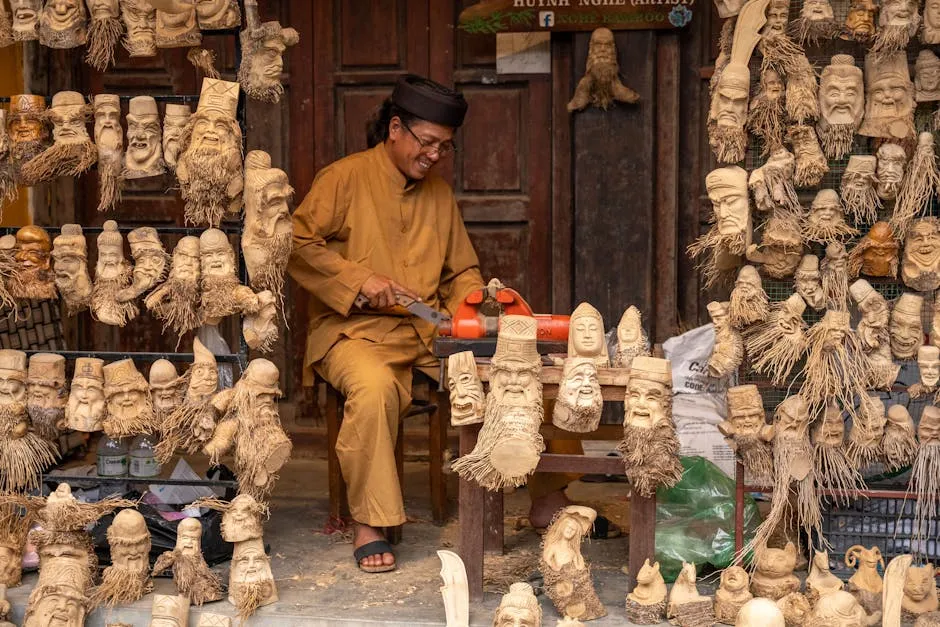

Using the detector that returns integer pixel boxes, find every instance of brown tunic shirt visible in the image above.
[288,144,484,381]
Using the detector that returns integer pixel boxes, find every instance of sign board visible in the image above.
[458,0,694,33]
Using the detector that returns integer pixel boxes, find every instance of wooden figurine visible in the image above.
[872,0,920,54]
[902,563,939,620]
[845,545,884,614]
[8,94,49,173]
[91,220,138,326]
[26,352,67,443]
[144,236,201,337]
[118,226,168,304]
[802,190,857,245]
[750,542,801,600]
[120,0,156,56]
[177,78,244,227]
[847,393,887,469]
[789,0,839,45]
[93,94,123,212]
[162,103,191,170]
[883,554,913,627]
[613,306,650,368]
[794,256,826,311]
[239,0,299,103]
[626,559,667,624]
[541,505,606,621]
[901,219,940,291]
[729,266,770,329]
[860,53,915,141]
[747,72,786,155]
[152,517,223,605]
[150,0,200,47]
[194,0,240,30]
[19,90,97,186]
[242,289,278,352]
[806,550,845,599]
[65,357,106,432]
[618,355,682,497]
[447,351,484,425]
[149,358,183,423]
[568,302,609,367]
[813,404,865,505]
[437,550,469,627]
[844,0,877,40]
[915,51,940,102]
[689,166,751,287]
[909,345,940,399]
[102,358,155,438]
[911,406,940,545]
[809,590,881,627]
[889,293,924,360]
[924,0,940,42]
[849,222,899,279]
[720,385,774,485]
[668,562,714,627]
[714,566,753,624]
[243,150,293,302]
[0,498,38,587]
[735,598,785,627]
[748,149,800,217]
[149,594,190,627]
[123,96,164,178]
[841,155,881,224]
[746,293,807,385]
[745,216,803,279]
[567,27,638,112]
[11,0,40,40]
[553,357,602,433]
[156,338,219,461]
[883,405,917,471]
[85,0,122,71]
[494,582,542,627]
[876,143,908,202]
[198,229,267,325]
[91,509,153,608]
[850,280,889,352]
[707,301,743,378]
[38,0,87,48]
[786,124,828,188]
[9,225,56,302]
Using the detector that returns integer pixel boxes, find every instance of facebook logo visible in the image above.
[538,11,555,27]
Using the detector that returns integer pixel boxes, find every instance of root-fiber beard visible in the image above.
[788,16,841,46]
[800,331,871,421]
[19,140,97,186]
[892,148,940,239]
[0,403,59,492]
[201,274,245,320]
[239,67,285,103]
[746,314,806,386]
[84,16,122,72]
[814,441,864,505]
[730,288,770,329]
[708,121,748,164]
[846,423,884,469]
[733,434,774,486]
[910,442,940,543]
[786,65,819,124]
[144,278,200,337]
[92,265,138,326]
[96,154,122,213]
[247,231,291,306]
[11,140,46,172]
[804,218,859,244]
[155,396,216,463]
[883,422,917,471]
[793,143,828,187]
[748,93,785,156]
[152,549,222,606]
[584,61,619,110]
[90,564,151,608]
[818,123,857,161]
[688,228,747,288]
[10,266,57,301]
[178,146,243,227]
[0,159,17,211]
[102,396,155,439]
[27,404,63,443]
[617,419,682,498]
[761,164,802,218]
[232,579,275,620]
[872,22,918,54]
[821,263,848,310]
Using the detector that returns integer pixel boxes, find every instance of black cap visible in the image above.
[391,74,468,128]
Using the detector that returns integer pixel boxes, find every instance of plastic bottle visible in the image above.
[97,435,128,477]
[129,433,162,478]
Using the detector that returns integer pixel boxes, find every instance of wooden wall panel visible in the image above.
[338,89,390,156]
[339,0,402,68]
[456,0,495,67]
[459,89,522,192]
[466,227,529,296]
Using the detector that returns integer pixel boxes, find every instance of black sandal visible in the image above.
[354,540,397,573]
[590,515,622,540]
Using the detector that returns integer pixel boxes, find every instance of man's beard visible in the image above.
[0,402,58,492]
[748,92,785,156]
[688,226,746,288]
[245,231,291,305]
[872,20,918,53]
[92,263,138,326]
[878,177,902,200]
[10,265,57,300]
[617,418,682,498]
[144,276,201,338]
[178,145,243,227]
[792,142,829,187]
[553,390,602,433]
[57,271,93,315]
[85,16,122,71]
[117,252,169,302]
[583,60,619,110]
[788,15,840,45]
[102,394,155,439]
[804,214,858,243]
[912,442,940,543]
[19,138,98,186]
[11,139,47,171]
[225,391,292,499]
[27,403,64,442]
[708,120,747,164]
[732,433,774,485]
[883,422,917,471]
[89,563,151,608]
[155,395,217,463]
[152,549,222,606]
[96,150,123,212]
[729,286,770,328]
[231,578,276,620]
[817,121,858,160]
[841,177,881,224]
[38,17,85,48]
[66,397,105,431]
[200,273,244,321]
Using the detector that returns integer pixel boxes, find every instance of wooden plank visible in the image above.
[551,33,574,315]
[628,492,657,589]
[539,424,622,440]
[654,33,679,343]
[478,364,631,386]
[459,423,486,602]
[535,454,624,474]
[525,75,553,312]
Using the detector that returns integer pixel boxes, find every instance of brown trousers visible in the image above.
[316,323,582,527]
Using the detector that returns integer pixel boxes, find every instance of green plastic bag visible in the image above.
[654,456,761,582]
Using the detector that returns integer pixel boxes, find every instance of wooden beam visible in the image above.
[653,33,679,343]
[551,34,574,315]
[459,424,485,602]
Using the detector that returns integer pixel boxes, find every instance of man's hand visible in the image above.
[359,274,421,310]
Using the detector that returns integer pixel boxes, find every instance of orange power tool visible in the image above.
[437,279,569,341]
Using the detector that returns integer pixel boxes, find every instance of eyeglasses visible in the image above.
[400,120,457,157]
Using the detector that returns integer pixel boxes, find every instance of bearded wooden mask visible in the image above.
[242,150,292,298]
[120,0,155,56]
[102,358,154,438]
[92,220,138,327]
[65,357,105,431]
[817,55,864,160]
[12,225,56,301]
[220,494,265,543]
[195,0,239,30]
[11,0,41,40]
[38,0,87,48]
[120,226,168,302]
[795,255,826,310]
[446,350,483,427]
[150,0,199,47]
[494,583,541,627]
[877,142,908,201]
[925,0,940,42]
[707,166,750,239]
[915,50,940,102]
[124,96,164,178]
[93,93,122,161]
[52,224,92,315]
[761,0,789,35]
[26,352,67,441]
[162,103,190,170]
[239,0,299,103]
[902,218,940,291]
[890,293,924,359]
[875,0,920,52]
[148,359,181,416]
[7,95,49,165]
[860,53,915,140]
[228,537,277,618]
[552,357,602,434]
[18,90,97,187]
[845,0,877,39]
[841,154,880,224]
[84,0,121,71]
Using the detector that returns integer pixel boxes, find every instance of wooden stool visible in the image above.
[323,371,449,544]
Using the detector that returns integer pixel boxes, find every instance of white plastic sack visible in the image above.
[663,323,733,395]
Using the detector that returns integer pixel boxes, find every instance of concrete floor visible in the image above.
[5,458,652,625]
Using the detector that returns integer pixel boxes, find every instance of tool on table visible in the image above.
[354,292,452,327]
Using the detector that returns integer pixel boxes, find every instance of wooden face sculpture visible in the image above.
[194,0,240,29]
[889,293,924,359]
[38,0,87,48]
[65,357,105,432]
[12,225,56,300]
[860,53,915,140]
[239,2,299,103]
[915,50,940,101]
[925,0,940,42]
[242,150,292,298]
[493,583,541,627]
[162,103,190,170]
[121,0,155,56]
[446,351,484,427]
[11,0,41,39]
[553,357,603,433]
[124,96,164,178]
[817,55,864,159]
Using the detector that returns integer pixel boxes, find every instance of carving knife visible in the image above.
[354,293,452,327]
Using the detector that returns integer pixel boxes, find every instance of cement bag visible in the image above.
[663,324,732,395]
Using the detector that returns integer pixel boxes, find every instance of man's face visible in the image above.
[71,379,103,406]
[162,118,187,168]
[122,0,153,39]
[50,105,87,143]
[871,76,912,115]
[106,385,143,419]
[96,247,123,278]
[708,186,748,236]
[177,527,201,557]
[94,104,121,150]
[188,363,217,398]
[134,252,164,283]
[44,0,82,28]
[560,362,600,409]
[625,378,667,429]
[618,319,639,344]
[865,241,899,274]
[152,386,179,413]
[386,117,455,181]
[821,75,863,125]
[86,0,118,20]
[777,310,802,338]
[796,271,823,304]
[918,64,940,92]
[191,111,239,153]
[223,501,263,542]
[844,169,874,193]
[731,406,764,433]
[572,316,603,357]
[28,383,58,408]
[447,367,483,423]
[810,201,840,226]
[0,544,18,584]
[201,247,233,278]
[231,545,270,583]
[920,358,940,387]
[126,113,160,168]
[927,0,940,27]
[763,4,788,34]
[494,606,538,627]
[0,374,25,403]
[111,540,149,571]
[919,411,940,442]
[823,324,847,350]
[17,242,50,270]
[12,0,41,32]
[491,363,537,406]
[255,182,291,237]
[763,71,785,101]
[802,0,834,20]
[249,38,288,86]
[159,0,192,27]
[714,83,748,127]
[890,311,922,356]
[171,253,199,282]
[879,155,905,184]
[905,223,940,264]
[30,592,84,626]
[9,115,43,143]
[882,0,913,25]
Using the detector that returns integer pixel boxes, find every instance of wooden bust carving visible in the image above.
[26,352,67,443]
[845,545,885,613]
[162,103,191,170]
[229,537,278,619]
[93,94,123,212]
[902,219,940,291]
[447,350,484,426]
[883,404,917,471]
[910,345,940,398]
[841,155,880,224]
[618,355,681,497]
[84,0,122,71]
[794,256,825,311]
[925,0,940,43]
[715,566,753,624]
[721,385,774,485]
[149,358,183,422]
[915,51,940,102]
[145,235,201,336]
[817,55,864,160]
[199,228,266,324]
[20,90,97,186]
[152,517,223,605]
[729,265,769,329]
[736,598,785,627]
[860,53,915,141]
[149,594,190,627]
[889,293,924,360]
[553,357,602,433]
[787,124,828,188]
[689,166,750,286]
[707,300,743,378]
[493,582,541,627]
[745,216,803,279]
[903,564,939,619]
[38,0,87,48]
[156,338,219,461]
[567,27,638,112]
[117,226,169,303]
[103,358,155,438]
[150,0,200,47]
[11,0,41,40]
[91,220,138,326]
[614,305,650,367]
[242,289,278,352]
[239,0,299,103]
[10,225,56,301]
[243,150,293,300]
[849,222,899,279]
[178,78,244,227]
[541,505,605,621]
[194,0,240,30]
[568,302,609,367]
[746,293,807,386]
[8,94,49,174]
[847,393,887,469]
[876,143,908,202]
[850,279,889,352]
[873,0,920,53]
[789,0,838,44]
[811,590,881,627]
[65,357,105,432]
[91,508,152,608]
[123,96,164,178]
[626,559,667,624]
[204,358,292,499]
[803,190,857,245]
[120,0,156,56]
[750,542,801,600]
[807,550,845,598]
